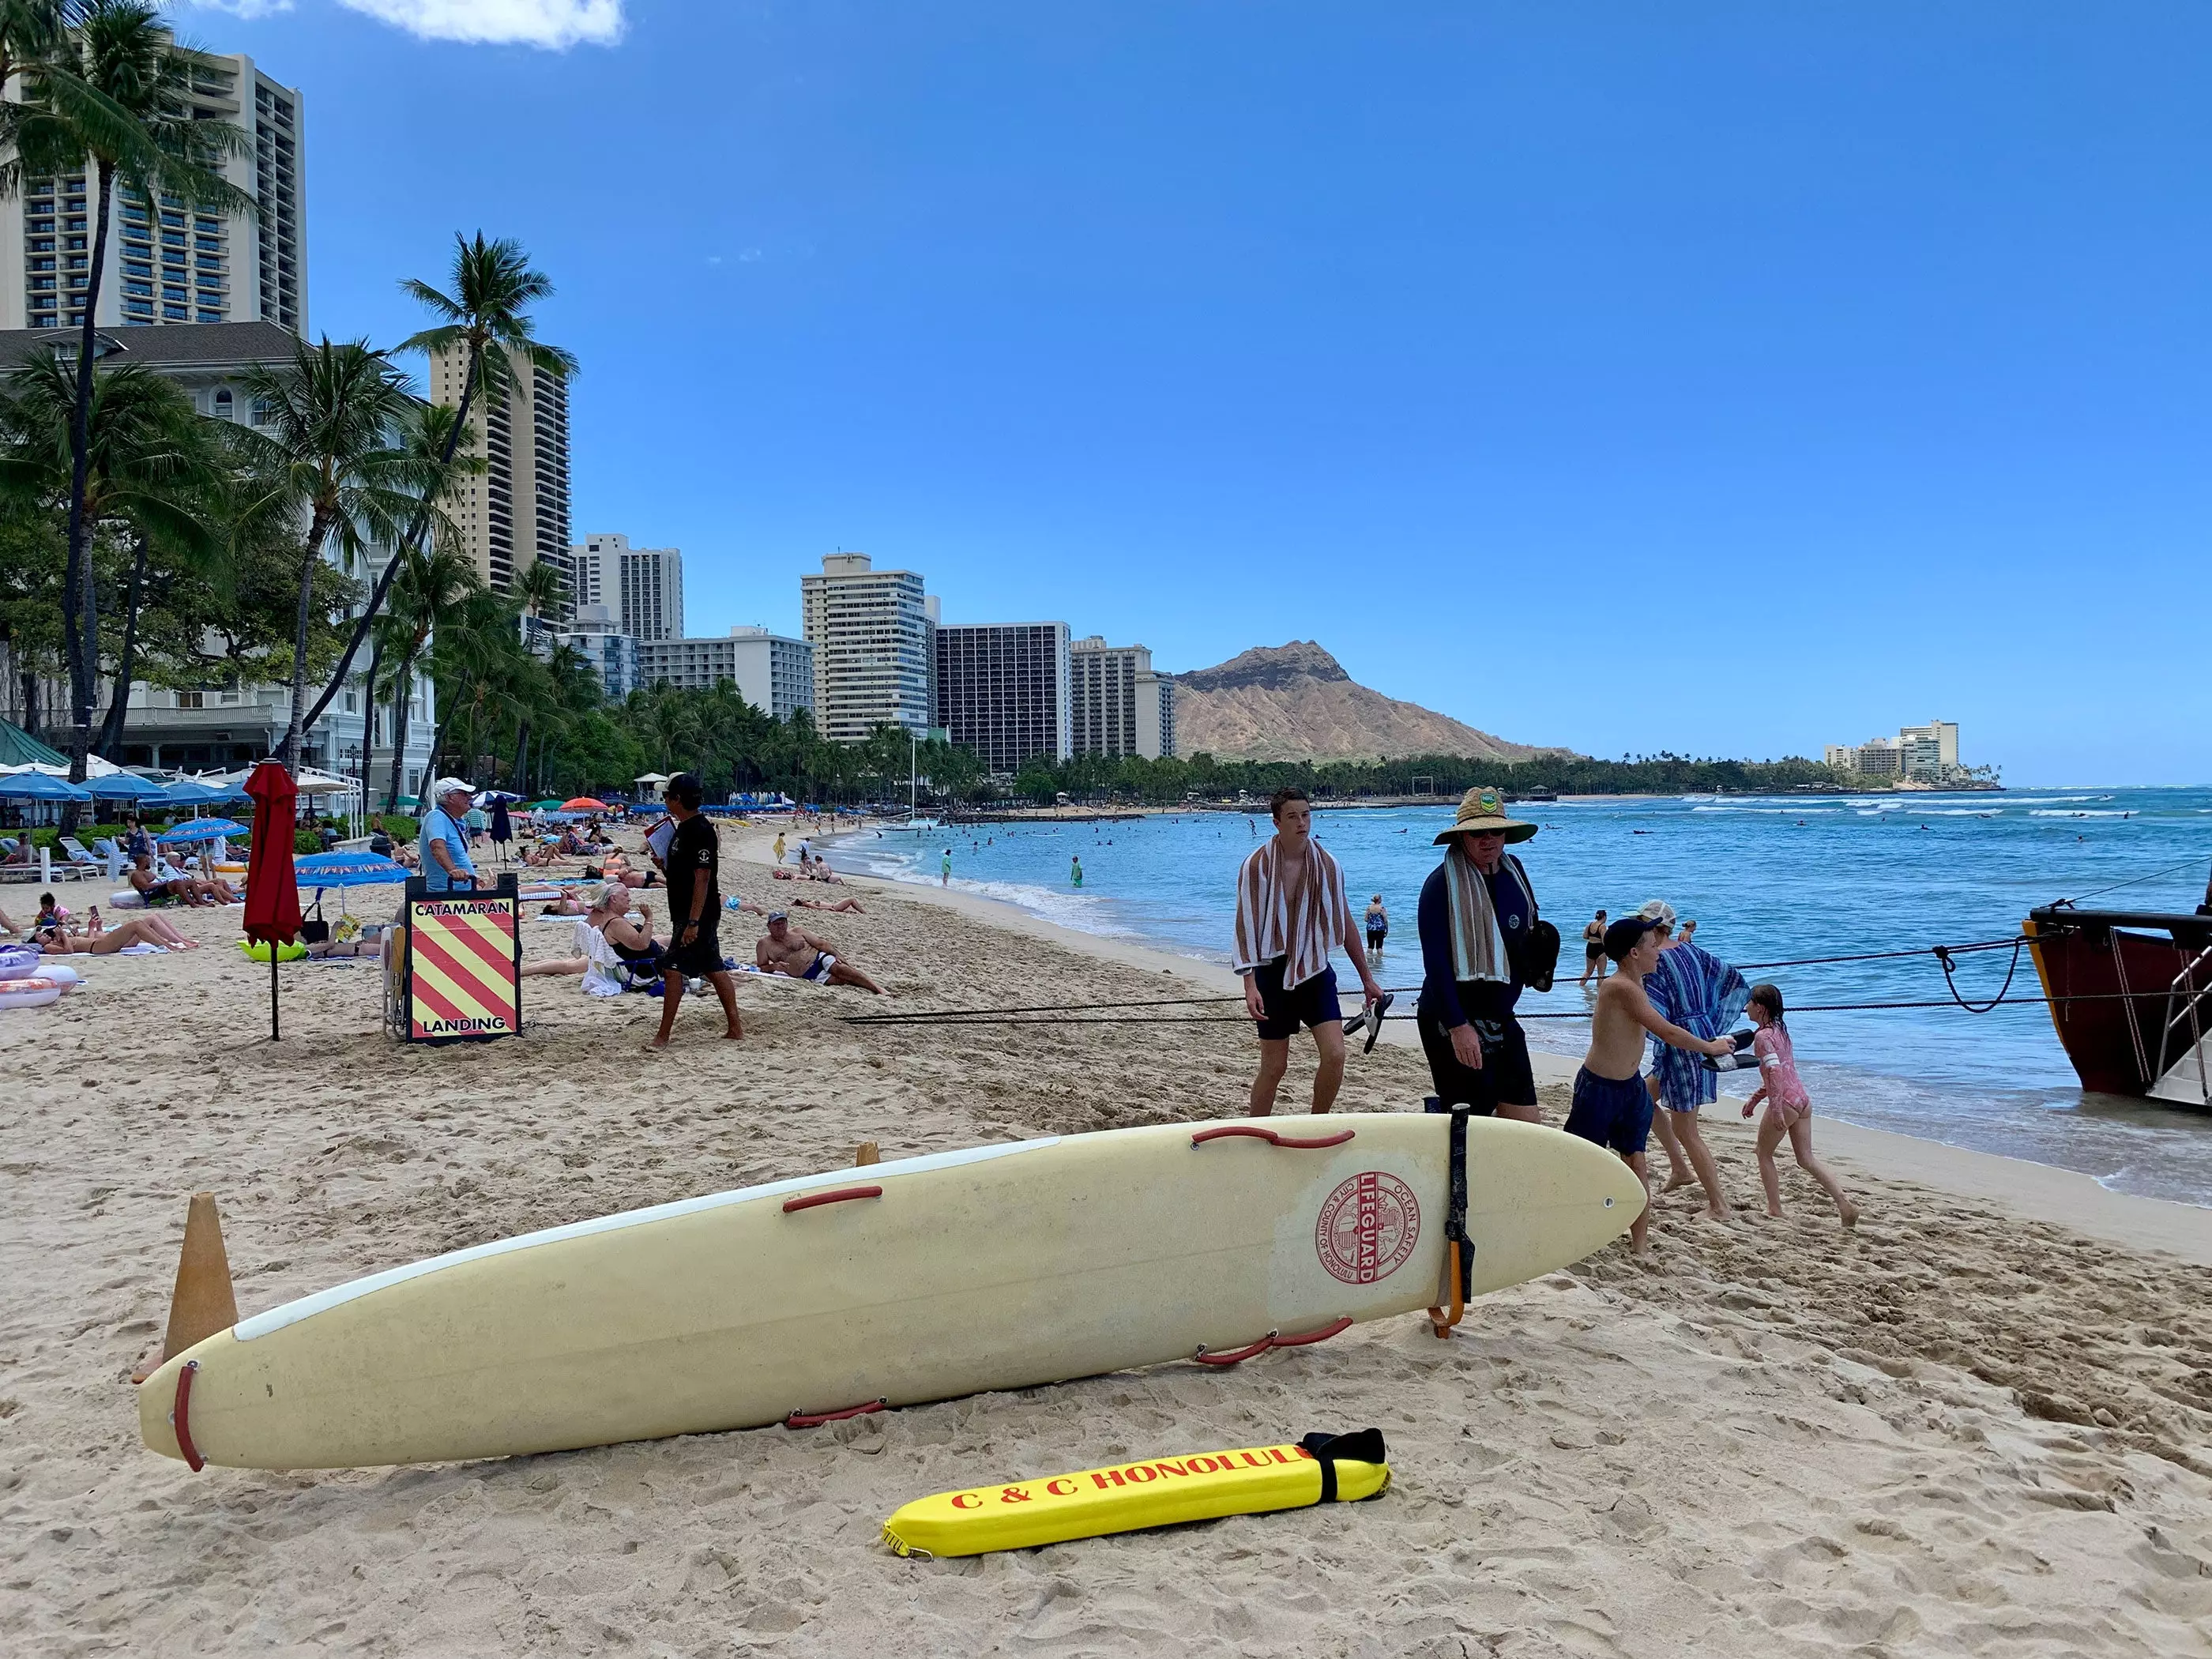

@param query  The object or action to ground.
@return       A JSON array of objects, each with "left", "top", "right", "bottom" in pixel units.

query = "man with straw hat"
[{"left": 1416, "top": 786, "right": 1553, "bottom": 1123}]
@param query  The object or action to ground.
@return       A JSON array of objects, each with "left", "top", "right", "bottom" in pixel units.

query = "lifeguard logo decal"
[{"left": 1314, "top": 1172, "right": 1420, "bottom": 1285}]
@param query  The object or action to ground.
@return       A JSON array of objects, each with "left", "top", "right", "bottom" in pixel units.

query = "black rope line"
[
  {"left": 842, "top": 991, "right": 2158, "bottom": 1028},
  {"left": 2059, "top": 855, "right": 2212, "bottom": 906},
  {"left": 1733, "top": 936, "right": 2029, "bottom": 970}
]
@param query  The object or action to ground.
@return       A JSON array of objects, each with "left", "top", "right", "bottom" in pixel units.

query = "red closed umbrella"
[{"left": 243, "top": 760, "right": 302, "bottom": 1040}]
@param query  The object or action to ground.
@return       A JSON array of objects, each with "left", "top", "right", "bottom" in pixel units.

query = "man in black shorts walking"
[
  {"left": 1232, "top": 787, "right": 1384, "bottom": 1115},
  {"left": 1416, "top": 787, "right": 1544, "bottom": 1123},
  {"left": 649, "top": 773, "right": 742, "bottom": 1048}
]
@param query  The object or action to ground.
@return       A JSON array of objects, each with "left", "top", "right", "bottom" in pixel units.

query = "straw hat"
[{"left": 1433, "top": 786, "right": 1538, "bottom": 845}]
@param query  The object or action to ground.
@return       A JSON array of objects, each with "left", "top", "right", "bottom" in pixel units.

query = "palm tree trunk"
[
  {"left": 358, "top": 630, "right": 385, "bottom": 798},
  {"left": 95, "top": 532, "right": 151, "bottom": 758},
  {"left": 282, "top": 511, "right": 336, "bottom": 771},
  {"left": 59, "top": 158, "right": 118, "bottom": 806},
  {"left": 300, "top": 346, "right": 480, "bottom": 735},
  {"left": 385, "top": 649, "right": 415, "bottom": 812},
  {"left": 424, "top": 690, "right": 461, "bottom": 790},
  {"left": 510, "top": 717, "right": 529, "bottom": 792}
]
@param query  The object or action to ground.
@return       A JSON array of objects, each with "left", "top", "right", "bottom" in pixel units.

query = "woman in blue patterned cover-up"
[{"left": 1638, "top": 900, "right": 1747, "bottom": 1221}]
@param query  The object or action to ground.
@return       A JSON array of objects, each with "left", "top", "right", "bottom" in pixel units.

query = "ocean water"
[{"left": 823, "top": 788, "right": 2212, "bottom": 1206}]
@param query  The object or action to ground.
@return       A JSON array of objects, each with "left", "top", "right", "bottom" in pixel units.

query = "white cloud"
[
  {"left": 186, "top": 0, "right": 297, "bottom": 17},
  {"left": 336, "top": 0, "right": 625, "bottom": 49}
]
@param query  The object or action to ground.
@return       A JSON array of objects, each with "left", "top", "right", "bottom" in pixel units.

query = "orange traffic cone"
[{"left": 134, "top": 1193, "right": 239, "bottom": 1382}]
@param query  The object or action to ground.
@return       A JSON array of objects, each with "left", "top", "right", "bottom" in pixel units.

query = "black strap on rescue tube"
[{"left": 1299, "top": 1428, "right": 1388, "bottom": 1504}]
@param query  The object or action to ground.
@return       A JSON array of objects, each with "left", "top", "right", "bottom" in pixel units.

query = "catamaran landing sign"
[{"left": 404, "top": 891, "right": 521, "bottom": 1044}]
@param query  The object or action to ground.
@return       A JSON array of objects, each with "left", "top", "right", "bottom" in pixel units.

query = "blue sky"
[{"left": 188, "top": 2, "right": 2210, "bottom": 784}]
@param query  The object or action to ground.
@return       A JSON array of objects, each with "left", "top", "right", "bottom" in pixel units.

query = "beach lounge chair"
[
  {"left": 89, "top": 837, "right": 127, "bottom": 879},
  {"left": 55, "top": 837, "right": 102, "bottom": 882}
]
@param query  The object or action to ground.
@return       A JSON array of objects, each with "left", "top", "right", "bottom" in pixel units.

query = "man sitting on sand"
[
  {"left": 130, "top": 853, "right": 227, "bottom": 906},
  {"left": 755, "top": 912, "right": 884, "bottom": 992},
  {"left": 1567, "top": 916, "right": 1734, "bottom": 1251}
]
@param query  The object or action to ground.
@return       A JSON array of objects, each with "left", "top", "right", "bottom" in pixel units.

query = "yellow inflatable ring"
[{"left": 237, "top": 940, "right": 309, "bottom": 962}]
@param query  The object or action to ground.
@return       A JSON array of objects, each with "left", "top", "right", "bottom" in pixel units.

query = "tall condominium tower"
[
  {"left": 1070, "top": 636, "right": 1178, "bottom": 761},
  {"left": 570, "top": 532, "right": 683, "bottom": 641},
  {"left": 799, "top": 553, "right": 934, "bottom": 743},
  {"left": 430, "top": 341, "right": 573, "bottom": 609},
  {"left": 0, "top": 50, "right": 304, "bottom": 333},
  {"left": 935, "top": 623, "right": 1072, "bottom": 774}
]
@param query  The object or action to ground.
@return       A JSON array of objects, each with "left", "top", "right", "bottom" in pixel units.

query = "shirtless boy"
[
  {"left": 1567, "top": 916, "right": 1734, "bottom": 1251},
  {"left": 755, "top": 912, "right": 884, "bottom": 993}
]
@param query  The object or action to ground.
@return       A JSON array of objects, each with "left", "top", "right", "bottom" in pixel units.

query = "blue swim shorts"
[{"left": 1565, "top": 1066, "right": 1654, "bottom": 1157}]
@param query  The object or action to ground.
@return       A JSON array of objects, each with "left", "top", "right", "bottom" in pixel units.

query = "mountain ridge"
[{"left": 1165, "top": 641, "right": 1563, "bottom": 765}]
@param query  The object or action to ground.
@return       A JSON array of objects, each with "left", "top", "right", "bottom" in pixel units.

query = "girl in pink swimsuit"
[{"left": 1740, "top": 983, "right": 1859, "bottom": 1226}]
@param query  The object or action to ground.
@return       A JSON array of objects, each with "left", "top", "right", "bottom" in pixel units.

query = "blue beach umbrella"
[
  {"left": 87, "top": 772, "right": 172, "bottom": 803},
  {"left": 161, "top": 778, "right": 246, "bottom": 807},
  {"left": 294, "top": 852, "right": 407, "bottom": 885},
  {"left": 158, "top": 817, "right": 248, "bottom": 844},
  {"left": 0, "top": 770, "right": 91, "bottom": 800}
]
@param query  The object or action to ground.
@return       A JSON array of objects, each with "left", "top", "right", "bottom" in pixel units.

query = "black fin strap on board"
[
  {"left": 1423, "top": 1097, "right": 1476, "bottom": 1304},
  {"left": 1299, "top": 1428, "right": 1387, "bottom": 1504}
]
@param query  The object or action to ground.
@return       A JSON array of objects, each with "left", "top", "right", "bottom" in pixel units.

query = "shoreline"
[
  {"left": 5, "top": 819, "right": 2210, "bottom": 1652},
  {"left": 792, "top": 827, "right": 2212, "bottom": 1262}
]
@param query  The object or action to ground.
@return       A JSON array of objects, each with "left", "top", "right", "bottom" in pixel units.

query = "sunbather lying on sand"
[
  {"left": 754, "top": 912, "right": 882, "bottom": 992},
  {"left": 790, "top": 895, "right": 864, "bottom": 914},
  {"left": 40, "top": 913, "right": 195, "bottom": 953}
]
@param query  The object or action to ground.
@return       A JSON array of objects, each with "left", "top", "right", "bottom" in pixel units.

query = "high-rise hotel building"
[
  {"left": 935, "top": 623, "right": 1072, "bottom": 774},
  {"left": 799, "top": 554, "right": 935, "bottom": 743},
  {"left": 1070, "top": 636, "right": 1177, "bottom": 761},
  {"left": 570, "top": 532, "right": 683, "bottom": 641},
  {"left": 1, "top": 51, "right": 304, "bottom": 333},
  {"left": 429, "top": 340, "right": 573, "bottom": 610}
]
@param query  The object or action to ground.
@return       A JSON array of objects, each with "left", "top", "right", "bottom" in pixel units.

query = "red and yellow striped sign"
[{"left": 406, "top": 893, "right": 520, "bottom": 1041}]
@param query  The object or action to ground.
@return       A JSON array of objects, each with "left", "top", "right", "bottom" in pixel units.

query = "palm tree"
[
  {"left": 231, "top": 337, "right": 427, "bottom": 769},
  {"left": 0, "top": 2, "right": 74, "bottom": 200},
  {"left": 299, "top": 233, "right": 577, "bottom": 739},
  {"left": 381, "top": 543, "right": 480, "bottom": 811},
  {"left": 0, "top": 355, "right": 221, "bottom": 758},
  {"left": 31, "top": 0, "right": 248, "bottom": 782}
]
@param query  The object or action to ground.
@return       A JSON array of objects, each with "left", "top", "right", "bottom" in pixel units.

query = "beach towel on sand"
[
  {"left": 1232, "top": 837, "right": 1355, "bottom": 990},
  {"left": 1644, "top": 942, "right": 1749, "bottom": 1109}
]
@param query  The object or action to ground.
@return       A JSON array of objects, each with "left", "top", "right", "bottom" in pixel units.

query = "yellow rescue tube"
[{"left": 882, "top": 1430, "right": 1389, "bottom": 1558}]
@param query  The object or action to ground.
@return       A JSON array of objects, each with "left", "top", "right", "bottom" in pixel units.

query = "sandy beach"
[{"left": 4, "top": 823, "right": 2210, "bottom": 1655}]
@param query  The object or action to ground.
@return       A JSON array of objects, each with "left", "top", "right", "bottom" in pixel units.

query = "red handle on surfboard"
[
  {"left": 784, "top": 1398, "right": 887, "bottom": 1428},
  {"left": 172, "top": 1360, "right": 205, "bottom": 1472},
  {"left": 1190, "top": 1126, "right": 1356, "bottom": 1150},
  {"left": 1269, "top": 1315, "right": 1353, "bottom": 1349},
  {"left": 1194, "top": 1316, "right": 1352, "bottom": 1366},
  {"left": 781, "top": 1185, "right": 883, "bottom": 1213}
]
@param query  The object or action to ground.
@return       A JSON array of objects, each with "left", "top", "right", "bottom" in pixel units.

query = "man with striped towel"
[
  {"left": 1416, "top": 786, "right": 1544, "bottom": 1123},
  {"left": 1234, "top": 787, "right": 1386, "bottom": 1115}
]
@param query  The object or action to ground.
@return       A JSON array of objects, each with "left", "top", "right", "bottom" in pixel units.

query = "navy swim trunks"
[
  {"left": 1565, "top": 1066, "right": 1653, "bottom": 1156},
  {"left": 1251, "top": 959, "right": 1342, "bottom": 1040}
]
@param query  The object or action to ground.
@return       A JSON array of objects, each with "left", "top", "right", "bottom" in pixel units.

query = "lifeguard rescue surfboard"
[{"left": 140, "top": 1113, "right": 1642, "bottom": 1470}]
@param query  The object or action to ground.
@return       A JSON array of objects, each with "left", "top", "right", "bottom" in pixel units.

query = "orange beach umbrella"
[{"left": 561, "top": 796, "right": 609, "bottom": 811}]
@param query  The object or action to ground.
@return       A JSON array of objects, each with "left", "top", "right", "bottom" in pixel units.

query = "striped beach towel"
[
  {"left": 1441, "top": 845, "right": 1526, "bottom": 984},
  {"left": 1232, "top": 837, "right": 1355, "bottom": 989},
  {"left": 1644, "top": 941, "right": 1749, "bottom": 1109}
]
